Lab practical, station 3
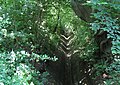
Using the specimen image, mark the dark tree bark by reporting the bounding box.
[71,0,92,22]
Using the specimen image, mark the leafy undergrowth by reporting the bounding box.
[0,51,57,85]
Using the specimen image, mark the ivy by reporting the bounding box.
[0,50,53,85]
[89,0,120,55]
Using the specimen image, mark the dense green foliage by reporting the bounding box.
[0,0,58,84]
[88,0,120,84]
[89,0,120,55]
[0,0,120,85]
[0,51,50,85]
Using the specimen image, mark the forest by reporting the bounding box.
[0,0,120,85]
